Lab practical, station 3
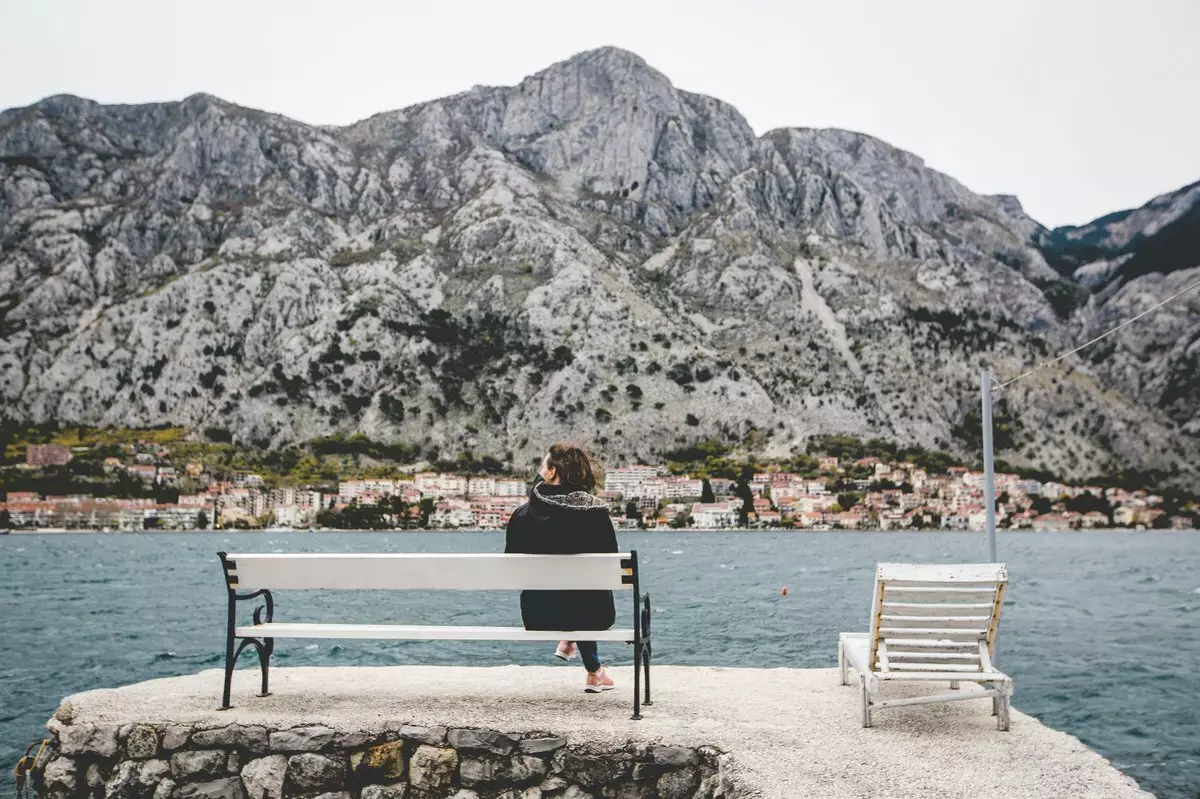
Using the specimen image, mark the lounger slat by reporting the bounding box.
[880,615,992,624]
[882,638,980,648]
[236,623,637,641]
[876,671,1010,682]
[882,662,985,672]
[882,602,995,610]
[878,623,988,633]
[877,563,1007,583]
[882,587,998,597]
[886,651,981,661]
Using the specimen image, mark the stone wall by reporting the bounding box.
[37,705,745,799]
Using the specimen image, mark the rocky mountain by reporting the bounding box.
[1,47,1197,486]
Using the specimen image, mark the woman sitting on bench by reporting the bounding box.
[505,442,619,693]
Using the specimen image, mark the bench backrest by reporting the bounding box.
[220,552,637,591]
[868,562,1007,673]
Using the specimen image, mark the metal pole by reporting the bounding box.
[981,371,997,562]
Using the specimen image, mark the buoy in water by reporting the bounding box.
[780,586,789,596]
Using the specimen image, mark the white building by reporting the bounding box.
[604,466,662,496]
[691,501,740,529]
[494,480,527,497]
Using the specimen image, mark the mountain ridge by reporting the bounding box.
[2,46,1197,486]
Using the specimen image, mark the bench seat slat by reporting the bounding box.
[236,623,638,642]
[226,553,634,591]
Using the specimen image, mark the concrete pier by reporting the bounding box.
[42,665,1150,798]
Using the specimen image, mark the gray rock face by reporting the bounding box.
[284,753,346,794]
[171,750,230,780]
[125,725,160,759]
[519,737,567,755]
[190,726,269,754]
[2,47,1196,487]
[268,725,335,752]
[458,754,546,788]
[407,745,458,792]
[240,754,286,799]
[161,726,192,750]
[176,777,248,799]
[398,725,446,746]
[448,728,518,756]
[42,757,76,793]
[55,722,119,757]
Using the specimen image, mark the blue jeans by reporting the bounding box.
[577,641,601,672]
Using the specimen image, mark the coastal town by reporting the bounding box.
[2,440,1195,532]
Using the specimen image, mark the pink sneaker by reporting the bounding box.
[555,641,577,661]
[585,665,615,693]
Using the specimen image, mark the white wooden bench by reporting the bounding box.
[216,551,653,718]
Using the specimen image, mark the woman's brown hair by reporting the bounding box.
[546,442,600,493]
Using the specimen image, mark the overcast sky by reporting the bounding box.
[2,0,1197,227]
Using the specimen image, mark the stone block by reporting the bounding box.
[171,750,229,780]
[494,788,542,799]
[407,745,457,793]
[42,758,77,793]
[240,754,287,799]
[104,762,146,799]
[519,737,567,755]
[284,753,346,794]
[160,727,192,751]
[353,741,406,782]
[126,725,160,759]
[399,725,446,746]
[360,785,407,799]
[310,793,351,799]
[448,728,518,756]
[86,763,104,790]
[600,785,656,799]
[191,726,269,754]
[176,777,248,799]
[58,722,120,757]
[139,759,172,786]
[648,747,698,768]
[657,769,700,799]
[558,752,631,790]
[53,700,77,724]
[332,731,378,749]
[557,787,594,799]
[630,763,665,781]
[269,726,335,752]
[538,775,568,792]
[153,778,176,799]
[459,754,546,789]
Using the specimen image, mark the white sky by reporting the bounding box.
[1,0,1197,228]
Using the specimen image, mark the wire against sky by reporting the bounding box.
[996,273,1200,390]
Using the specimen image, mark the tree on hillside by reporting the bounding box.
[838,492,861,510]
[418,497,436,528]
[196,510,209,530]
[701,478,715,503]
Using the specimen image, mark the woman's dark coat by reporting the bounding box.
[504,479,618,632]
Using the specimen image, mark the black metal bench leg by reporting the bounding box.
[643,643,652,706]
[631,642,643,720]
[257,639,273,697]
[221,644,235,710]
[220,593,236,710]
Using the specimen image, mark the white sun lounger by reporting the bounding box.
[838,562,1013,730]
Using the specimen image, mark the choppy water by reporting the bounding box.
[1,531,1197,798]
